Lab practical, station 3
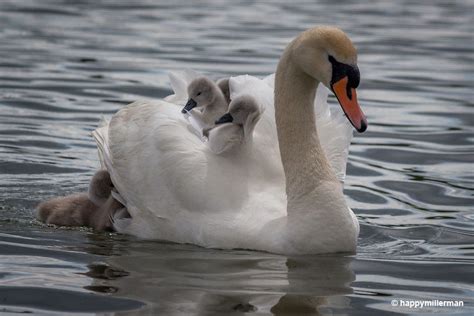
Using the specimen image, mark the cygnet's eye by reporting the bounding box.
[196,92,202,96]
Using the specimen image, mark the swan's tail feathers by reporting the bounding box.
[91,120,132,227]
[98,116,110,128]
[92,117,111,170]
[164,69,201,104]
[35,193,99,227]
[92,125,112,172]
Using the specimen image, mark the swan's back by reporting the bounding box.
[229,74,353,183]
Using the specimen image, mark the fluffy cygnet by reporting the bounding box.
[205,95,262,154]
[36,170,124,231]
[181,77,228,128]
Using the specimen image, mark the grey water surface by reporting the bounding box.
[0,0,473,315]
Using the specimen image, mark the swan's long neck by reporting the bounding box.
[275,47,338,202]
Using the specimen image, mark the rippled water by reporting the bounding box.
[1,0,473,315]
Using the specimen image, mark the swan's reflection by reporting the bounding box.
[84,239,355,315]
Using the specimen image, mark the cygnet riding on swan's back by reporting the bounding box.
[181,77,228,129]
[205,95,262,154]
[36,26,367,255]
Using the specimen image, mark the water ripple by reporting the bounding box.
[0,0,472,314]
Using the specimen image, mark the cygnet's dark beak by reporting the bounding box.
[215,113,233,125]
[181,99,197,114]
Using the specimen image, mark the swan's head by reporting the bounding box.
[182,77,218,113]
[292,26,367,132]
[215,95,262,136]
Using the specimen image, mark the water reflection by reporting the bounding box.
[1,0,473,314]
[86,240,355,315]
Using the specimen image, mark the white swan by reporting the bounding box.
[93,26,367,254]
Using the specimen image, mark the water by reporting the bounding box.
[0,0,473,314]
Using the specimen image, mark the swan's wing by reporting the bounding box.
[164,69,202,104]
[228,75,278,154]
[91,125,108,171]
[93,82,287,244]
[262,73,275,88]
[92,104,156,211]
[229,75,271,113]
[228,75,285,180]
[104,100,207,220]
[98,98,269,233]
[230,74,353,183]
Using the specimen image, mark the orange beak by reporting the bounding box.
[331,76,367,133]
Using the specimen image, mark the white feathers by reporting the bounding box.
[91,71,355,253]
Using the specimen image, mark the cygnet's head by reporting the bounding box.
[289,26,367,132]
[182,77,218,113]
[215,95,261,136]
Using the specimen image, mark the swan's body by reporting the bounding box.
[91,26,366,254]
